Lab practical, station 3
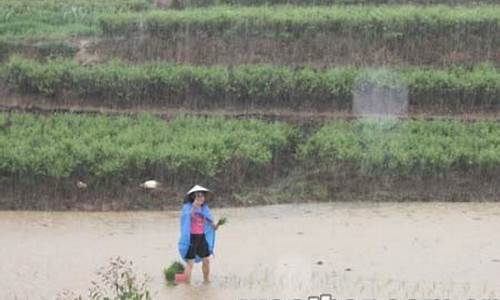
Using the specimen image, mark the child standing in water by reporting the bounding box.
[178,185,220,283]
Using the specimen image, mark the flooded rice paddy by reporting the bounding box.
[1,201,500,300]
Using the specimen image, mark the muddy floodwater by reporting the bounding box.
[1,202,500,300]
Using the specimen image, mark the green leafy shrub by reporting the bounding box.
[4,57,500,110]
[299,119,500,175]
[99,5,500,40]
[0,113,296,180]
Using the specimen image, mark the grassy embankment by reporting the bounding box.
[1,0,499,209]
[0,0,154,61]
[97,5,500,65]
[1,4,500,65]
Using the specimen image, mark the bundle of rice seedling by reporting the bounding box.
[164,261,185,284]
[217,217,227,226]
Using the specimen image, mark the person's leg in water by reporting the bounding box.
[202,257,210,283]
[183,259,194,283]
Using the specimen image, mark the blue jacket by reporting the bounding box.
[178,202,216,263]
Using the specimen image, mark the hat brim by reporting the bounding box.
[186,184,211,194]
[186,185,214,201]
[188,191,214,202]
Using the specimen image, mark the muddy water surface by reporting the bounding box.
[1,202,500,300]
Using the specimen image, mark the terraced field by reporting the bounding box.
[0,0,499,208]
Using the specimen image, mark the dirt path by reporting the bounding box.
[1,97,499,123]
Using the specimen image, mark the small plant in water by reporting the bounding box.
[56,256,153,300]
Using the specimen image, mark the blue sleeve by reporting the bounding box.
[178,203,192,263]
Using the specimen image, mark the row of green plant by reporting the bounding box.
[0,0,153,13]
[0,0,153,38]
[2,4,499,62]
[299,119,500,174]
[99,5,500,38]
[171,0,498,8]
[0,113,295,179]
[0,113,499,180]
[4,57,500,109]
[4,4,499,39]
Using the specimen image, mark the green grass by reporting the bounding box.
[172,0,499,8]
[0,0,153,38]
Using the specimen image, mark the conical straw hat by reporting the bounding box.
[186,185,211,195]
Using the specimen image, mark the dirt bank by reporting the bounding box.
[0,94,499,124]
[1,168,499,211]
[97,32,500,67]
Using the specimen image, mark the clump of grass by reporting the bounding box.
[164,261,185,284]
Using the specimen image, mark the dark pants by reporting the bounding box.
[185,233,210,259]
